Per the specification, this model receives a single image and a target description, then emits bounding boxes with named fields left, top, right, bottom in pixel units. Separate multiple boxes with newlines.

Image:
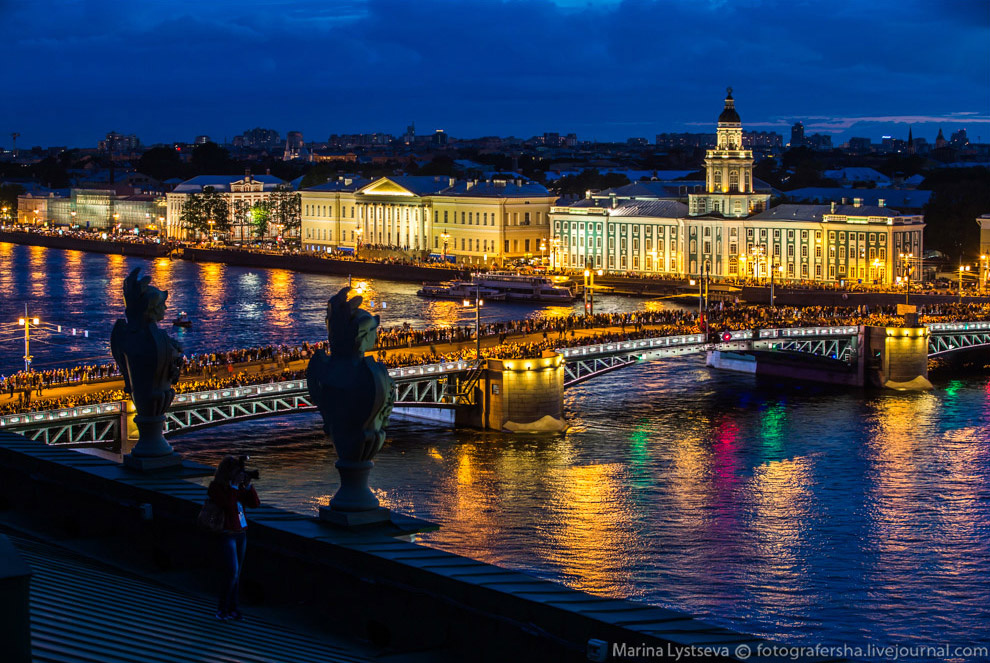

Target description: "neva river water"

left=2, top=243, right=989, bottom=657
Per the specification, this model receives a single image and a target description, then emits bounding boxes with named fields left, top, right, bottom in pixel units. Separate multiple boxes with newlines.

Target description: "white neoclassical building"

left=165, top=173, right=287, bottom=240
left=550, top=90, right=925, bottom=284
left=301, top=175, right=557, bottom=265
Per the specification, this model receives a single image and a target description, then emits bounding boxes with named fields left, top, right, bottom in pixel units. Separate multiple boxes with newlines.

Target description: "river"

left=2, top=243, right=988, bottom=659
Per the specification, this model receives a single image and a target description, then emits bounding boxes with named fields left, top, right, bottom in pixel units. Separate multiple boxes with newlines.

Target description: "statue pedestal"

left=122, top=414, right=182, bottom=472
left=319, top=506, right=391, bottom=527
left=123, top=453, right=183, bottom=472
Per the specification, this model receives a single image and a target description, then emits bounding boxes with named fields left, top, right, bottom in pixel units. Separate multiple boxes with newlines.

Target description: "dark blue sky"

left=4, top=0, right=988, bottom=148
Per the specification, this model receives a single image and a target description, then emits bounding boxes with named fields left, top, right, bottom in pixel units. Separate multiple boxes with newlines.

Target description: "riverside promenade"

left=0, top=431, right=834, bottom=662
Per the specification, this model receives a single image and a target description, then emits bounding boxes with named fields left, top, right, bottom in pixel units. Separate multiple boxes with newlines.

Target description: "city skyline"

left=4, top=0, right=988, bottom=147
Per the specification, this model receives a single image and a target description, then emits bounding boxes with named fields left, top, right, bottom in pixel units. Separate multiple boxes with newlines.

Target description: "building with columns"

left=550, top=90, right=925, bottom=283
left=300, top=176, right=556, bottom=265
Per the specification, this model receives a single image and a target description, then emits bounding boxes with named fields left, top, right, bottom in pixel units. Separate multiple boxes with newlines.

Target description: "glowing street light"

left=440, top=232, right=451, bottom=263
left=899, top=252, right=914, bottom=305
left=463, top=283, right=484, bottom=359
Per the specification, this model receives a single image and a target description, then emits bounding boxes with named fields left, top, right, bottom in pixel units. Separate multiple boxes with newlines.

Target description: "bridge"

left=3, top=322, right=990, bottom=445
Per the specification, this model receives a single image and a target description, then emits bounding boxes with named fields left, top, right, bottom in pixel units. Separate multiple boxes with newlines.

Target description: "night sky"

left=5, top=0, right=988, bottom=147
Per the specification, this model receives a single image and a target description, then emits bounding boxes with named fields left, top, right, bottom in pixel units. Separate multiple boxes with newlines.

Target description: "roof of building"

left=785, top=187, right=932, bottom=208
left=443, top=179, right=552, bottom=197
left=172, top=175, right=286, bottom=193
left=377, top=176, right=455, bottom=196
left=718, top=89, right=741, bottom=124
left=596, top=180, right=700, bottom=199
left=304, top=176, right=371, bottom=192
left=562, top=198, right=688, bottom=218
left=749, top=203, right=906, bottom=223
left=822, top=167, right=891, bottom=183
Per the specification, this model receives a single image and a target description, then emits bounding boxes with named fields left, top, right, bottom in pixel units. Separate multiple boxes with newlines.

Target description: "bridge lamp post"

left=899, top=252, right=913, bottom=305
left=463, top=283, right=483, bottom=360
left=17, top=306, right=40, bottom=372
left=872, top=258, right=884, bottom=286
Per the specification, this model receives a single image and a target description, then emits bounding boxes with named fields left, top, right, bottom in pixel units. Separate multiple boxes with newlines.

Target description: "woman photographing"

left=208, top=455, right=260, bottom=620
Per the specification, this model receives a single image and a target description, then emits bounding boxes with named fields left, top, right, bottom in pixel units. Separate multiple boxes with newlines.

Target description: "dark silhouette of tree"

left=190, top=142, right=236, bottom=175
left=138, top=147, right=185, bottom=181
left=552, top=169, right=630, bottom=196
left=921, top=167, right=990, bottom=260
left=0, top=183, right=25, bottom=216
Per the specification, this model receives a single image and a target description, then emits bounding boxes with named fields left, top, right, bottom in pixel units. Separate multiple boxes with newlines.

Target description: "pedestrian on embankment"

left=207, top=455, right=260, bottom=621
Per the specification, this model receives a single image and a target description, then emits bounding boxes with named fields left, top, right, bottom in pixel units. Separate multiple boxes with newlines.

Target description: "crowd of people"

left=6, top=301, right=990, bottom=417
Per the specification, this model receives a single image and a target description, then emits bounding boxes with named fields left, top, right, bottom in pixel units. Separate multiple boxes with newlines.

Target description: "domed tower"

left=689, top=88, right=770, bottom=218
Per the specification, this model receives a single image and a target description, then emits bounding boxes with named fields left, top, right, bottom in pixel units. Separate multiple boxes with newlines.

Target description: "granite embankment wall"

left=0, top=230, right=169, bottom=258
left=181, top=248, right=468, bottom=282
left=0, top=432, right=813, bottom=662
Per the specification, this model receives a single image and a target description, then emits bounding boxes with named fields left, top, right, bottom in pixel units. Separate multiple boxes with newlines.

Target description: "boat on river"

left=172, top=312, right=192, bottom=328
left=417, top=281, right=507, bottom=301
left=417, top=272, right=578, bottom=303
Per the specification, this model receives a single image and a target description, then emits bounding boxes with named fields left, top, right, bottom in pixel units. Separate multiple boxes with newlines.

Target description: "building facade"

left=551, top=91, right=925, bottom=283
left=688, top=89, right=770, bottom=218
left=18, top=190, right=166, bottom=231
left=300, top=176, right=556, bottom=265
left=165, top=174, right=287, bottom=240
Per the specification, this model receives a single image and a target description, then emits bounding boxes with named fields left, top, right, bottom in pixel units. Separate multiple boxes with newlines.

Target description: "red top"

left=207, top=482, right=260, bottom=533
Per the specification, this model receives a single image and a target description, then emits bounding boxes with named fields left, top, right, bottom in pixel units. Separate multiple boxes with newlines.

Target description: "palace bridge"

left=3, top=321, right=990, bottom=446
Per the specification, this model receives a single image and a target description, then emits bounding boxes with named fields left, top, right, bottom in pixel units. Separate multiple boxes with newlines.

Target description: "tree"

left=250, top=201, right=271, bottom=238
left=138, top=147, right=185, bottom=181
left=266, top=185, right=301, bottom=237
left=190, top=142, right=236, bottom=174
left=0, top=183, right=25, bottom=218
left=551, top=169, right=631, bottom=196
left=921, top=167, right=990, bottom=260
left=179, top=186, right=230, bottom=238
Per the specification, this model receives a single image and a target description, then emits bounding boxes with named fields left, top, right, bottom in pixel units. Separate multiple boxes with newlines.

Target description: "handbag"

left=197, top=498, right=225, bottom=533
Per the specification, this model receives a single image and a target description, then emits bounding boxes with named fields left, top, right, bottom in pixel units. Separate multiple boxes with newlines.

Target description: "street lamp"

left=463, top=284, right=484, bottom=359
left=899, top=252, right=914, bottom=305
left=17, top=305, right=40, bottom=372
left=550, top=238, right=561, bottom=271
left=958, top=263, right=970, bottom=303
left=872, top=258, right=884, bottom=286
left=769, top=258, right=782, bottom=307
left=440, top=232, right=450, bottom=263
left=981, top=255, right=988, bottom=296
left=738, top=254, right=747, bottom=281
left=207, top=218, right=215, bottom=245
left=70, top=210, right=76, bottom=228
left=583, top=267, right=603, bottom=316
left=355, top=226, right=363, bottom=258
left=540, top=239, right=547, bottom=265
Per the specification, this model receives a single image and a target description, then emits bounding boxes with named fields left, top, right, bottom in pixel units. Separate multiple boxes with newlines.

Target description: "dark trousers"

left=218, top=531, right=247, bottom=613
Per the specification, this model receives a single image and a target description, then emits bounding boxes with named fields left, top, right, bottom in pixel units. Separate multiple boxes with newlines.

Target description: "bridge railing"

left=0, top=402, right=123, bottom=430
left=757, top=325, right=860, bottom=339
left=927, top=321, right=990, bottom=332
left=555, top=333, right=707, bottom=359
left=388, top=360, right=476, bottom=380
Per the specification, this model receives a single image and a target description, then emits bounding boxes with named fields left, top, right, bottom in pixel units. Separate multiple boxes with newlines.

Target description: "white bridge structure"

left=3, top=322, right=990, bottom=446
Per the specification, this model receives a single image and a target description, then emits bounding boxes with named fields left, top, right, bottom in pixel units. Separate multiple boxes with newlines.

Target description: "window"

left=461, top=212, right=466, bottom=224
left=801, top=245, right=808, bottom=258
left=444, top=211, right=448, bottom=223
left=609, top=256, right=615, bottom=268
left=703, top=241, right=711, bottom=254
left=469, top=212, right=473, bottom=225
left=815, top=246, right=822, bottom=258
left=524, top=212, right=531, bottom=225
left=505, top=240, right=509, bottom=253
left=773, top=229, right=781, bottom=239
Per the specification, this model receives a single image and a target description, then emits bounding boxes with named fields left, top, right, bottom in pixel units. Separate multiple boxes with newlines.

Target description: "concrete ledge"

left=0, top=432, right=836, bottom=661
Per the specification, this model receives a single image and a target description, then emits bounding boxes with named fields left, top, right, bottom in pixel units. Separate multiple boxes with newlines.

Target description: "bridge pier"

left=865, top=325, right=932, bottom=390
left=706, top=349, right=865, bottom=386
left=464, top=353, right=567, bottom=432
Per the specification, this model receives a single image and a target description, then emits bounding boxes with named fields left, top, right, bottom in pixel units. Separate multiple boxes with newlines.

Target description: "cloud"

left=0, top=0, right=987, bottom=145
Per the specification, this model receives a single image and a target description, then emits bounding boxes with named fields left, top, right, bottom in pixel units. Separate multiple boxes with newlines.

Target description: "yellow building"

left=300, top=176, right=555, bottom=265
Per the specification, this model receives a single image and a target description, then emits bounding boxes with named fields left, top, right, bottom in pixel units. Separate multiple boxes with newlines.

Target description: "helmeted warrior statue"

left=111, top=268, right=184, bottom=470
left=307, top=286, right=395, bottom=524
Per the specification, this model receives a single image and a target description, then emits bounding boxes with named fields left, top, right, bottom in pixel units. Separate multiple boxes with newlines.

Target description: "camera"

left=238, top=455, right=260, bottom=481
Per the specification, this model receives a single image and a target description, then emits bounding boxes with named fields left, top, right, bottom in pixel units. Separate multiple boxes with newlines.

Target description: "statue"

left=110, top=268, right=184, bottom=470
left=307, top=286, right=395, bottom=525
